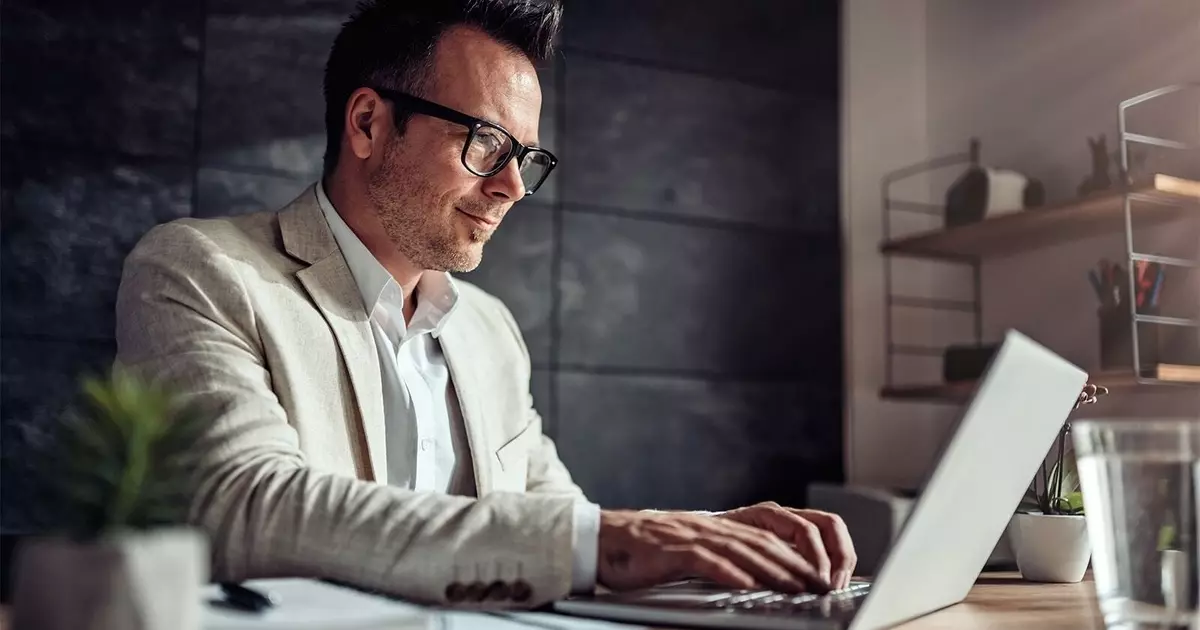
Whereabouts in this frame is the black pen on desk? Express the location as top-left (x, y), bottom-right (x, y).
top-left (220, 582), bottom-right (278, 613)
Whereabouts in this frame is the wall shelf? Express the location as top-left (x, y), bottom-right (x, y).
top-left (881, 174), bottom-right (1200, 261)
top-left (879, 83), bottom-right (1200, 402)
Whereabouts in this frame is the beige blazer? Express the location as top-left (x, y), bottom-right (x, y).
top-left (114, 185), bottom-right (587, 606)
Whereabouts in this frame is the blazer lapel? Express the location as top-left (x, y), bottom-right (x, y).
top-left (281, 188), bottom-right (388, 483)
top-left (437, 320), bottom-right (493, 494)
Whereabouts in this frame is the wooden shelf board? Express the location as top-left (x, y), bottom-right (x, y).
top-left (881, 380), bottom-right (978, 402)
top-left (881, 362), bottom-right (1200, 402)
top-left (881, 174), bottom-right (1200, 261)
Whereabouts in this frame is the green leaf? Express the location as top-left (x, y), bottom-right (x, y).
top-left (1158, 525), bottom-right (1177, 551)
top-left (37, 368), bottom-right (210, 539)
top-left (1065, 491), bottom-right (1085, 513)
top-left (1059, 454), bottom-right (1081, 495)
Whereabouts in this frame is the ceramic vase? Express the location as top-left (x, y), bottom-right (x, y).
top-left (12, 527), bottom-right (209, 630)
top-left (1008, 512), bottom-right (1091, 583)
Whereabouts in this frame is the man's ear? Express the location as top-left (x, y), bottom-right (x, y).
top-left (357, 110), bottom-right (373, 140)
top-left (345, 88), bottom-right (384, 161)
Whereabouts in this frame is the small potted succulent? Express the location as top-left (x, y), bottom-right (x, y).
top-left (1007, 384), bottom-right (1107, 583)
top-left (12, 368), bottom-right (211, 630)
top-left (1156, 503), bottom-right (1193, 610)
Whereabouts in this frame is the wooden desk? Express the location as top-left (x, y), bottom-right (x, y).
top-left (0, 572), bottom-right (1104, 630)
top-left (897, 571), bottom-right (1102, 629)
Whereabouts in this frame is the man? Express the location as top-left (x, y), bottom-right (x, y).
top-left (115, 0), bottom-right (856, 607)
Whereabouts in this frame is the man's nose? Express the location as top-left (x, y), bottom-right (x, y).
top-left (481, 158), bottom-right (526, 201)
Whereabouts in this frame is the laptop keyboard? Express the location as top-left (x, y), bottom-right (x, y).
top-left (706, 582), bottom-right (871, 615)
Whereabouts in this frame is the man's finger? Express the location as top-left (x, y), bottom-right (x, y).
top-left (713, 506), bottom-right (832, 587)
top-left (791, 509), bottom-right (857, 589)
top-left (670, 544), bottom-right (756, 590)
top-left (697, 536), bottom-right (808, 593)
top-left (710, 516), bottom-right (829, 592)
top-left (783, 514), bottom-right (832, 586)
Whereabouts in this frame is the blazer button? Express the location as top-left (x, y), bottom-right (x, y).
top-left (511, 579), bottom-right (533, 603)
top-left (465, 581), bottom-right (488, 602)
top-left (445, 582), bottom-right (467, 603)
top-left (485, 580), bottom-right (511, 601)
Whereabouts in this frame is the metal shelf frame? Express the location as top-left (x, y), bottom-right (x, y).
top-left (1117, 82), bottom-right (1200, 385)
top-left (880, 140), bottom-right (983, 394)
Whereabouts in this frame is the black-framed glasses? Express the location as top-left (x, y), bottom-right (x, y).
top-left (371, 86), bottom-right (557, 196)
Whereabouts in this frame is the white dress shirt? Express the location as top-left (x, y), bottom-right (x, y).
top-left (316, 183), bottom-right (598, 592)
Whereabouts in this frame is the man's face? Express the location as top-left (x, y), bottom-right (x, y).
top-left (364, 26), bottom-right (543, 273)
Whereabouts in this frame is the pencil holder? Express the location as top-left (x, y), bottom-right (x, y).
top-left (1098, 306), bottom-right (1160, 372)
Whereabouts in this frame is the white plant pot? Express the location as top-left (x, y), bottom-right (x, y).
top-left (13, 527), bottom-right (209, 630)
top-left (1008, 512), bottom-right (1091, 583)
top-left (1160, 549), bottom-right (1191, 610)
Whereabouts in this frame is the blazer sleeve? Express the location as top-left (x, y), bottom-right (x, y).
top-left (490, 296), bottom-right (588, 499)
top-left (114, 221), bottom-right (578, 606)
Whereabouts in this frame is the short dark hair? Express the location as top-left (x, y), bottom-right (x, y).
top-left (322, 0), bottom-right (563, 176)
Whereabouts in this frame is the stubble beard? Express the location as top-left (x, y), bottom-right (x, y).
top-left (366, 139), bottom-right (487, 273)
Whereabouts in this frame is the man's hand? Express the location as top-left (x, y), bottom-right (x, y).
top-left (716, 502), bottom-right (857, 590)
top-left (597, 510), bottom-right (832, 595)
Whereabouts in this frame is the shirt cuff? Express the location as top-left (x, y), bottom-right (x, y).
top-left (570, 501), bottom-right (601, 593)
top-left (641, 508), bottom-right (724, 517)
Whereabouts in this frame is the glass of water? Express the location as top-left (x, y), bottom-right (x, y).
top-left (1073, 418), bottom-right (1199, 629)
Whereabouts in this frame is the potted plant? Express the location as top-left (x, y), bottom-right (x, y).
top-left (1007, 384), bottom-right (1107, 583)
top-left (1155, 490), bottom-right (1195, 611)
top-left (12, 368), bottom-right (211, 630)
top-left (1009, 421), bottom-right (1090, 582)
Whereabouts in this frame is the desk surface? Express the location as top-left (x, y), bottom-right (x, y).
top-left (895, 571), bottom-right (1100, 629)
top-left (0, 572), bottom-right (1101, 629)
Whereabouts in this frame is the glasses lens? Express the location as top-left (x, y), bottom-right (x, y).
top-left (519, 151), bottom-right (553, 193)
top-left (464, 126), bottom-right (513, 175)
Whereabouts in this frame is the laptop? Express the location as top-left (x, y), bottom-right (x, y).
top-left (554, 330), bottom-right (1088, 630)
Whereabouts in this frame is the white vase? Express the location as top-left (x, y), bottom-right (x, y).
top-left (1160, 549), bottom-right (1191, 610)
top-left (13, 527), bottom-right (209, 630)
top-left (1008, 512), bottom-right (1091, 583)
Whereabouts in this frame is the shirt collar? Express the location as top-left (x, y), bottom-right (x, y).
top-left (315, 181), bottom-right (459, 338)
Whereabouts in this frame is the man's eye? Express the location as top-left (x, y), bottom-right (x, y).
top-left (477, 132), bottom-right (503, 153)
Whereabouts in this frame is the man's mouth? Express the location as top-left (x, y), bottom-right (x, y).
top-left (457, 208), bottom-right (500, 229)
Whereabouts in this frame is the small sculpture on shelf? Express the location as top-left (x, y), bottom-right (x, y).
top-left (1077, 133), bottom-right (1149, 195)
top-left (1077, 134), bottom-right (1112, 196)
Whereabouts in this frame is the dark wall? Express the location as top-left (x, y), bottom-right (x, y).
top-left (0, 0), bottom-right (843, 529)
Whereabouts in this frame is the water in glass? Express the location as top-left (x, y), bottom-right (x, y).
top-left (1074, 420), bottom-right (1199, 630)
